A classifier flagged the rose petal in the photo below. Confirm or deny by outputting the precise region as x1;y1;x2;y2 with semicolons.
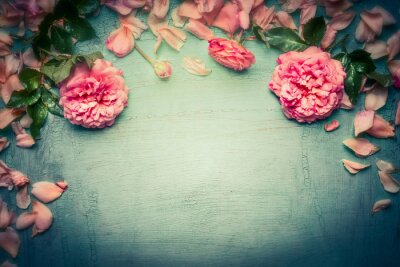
343;138;380;157
55;181;68;190
274;11;297;30
22;48;41;69
342;159;370;174
328;11;355;31
364;41;388;60
354;110;374;136
158;26;186;51
1;75;24;104
32;201;53;236
171;7;187;27
16;184;31;209
0;227;20;258
321;26;337;49
300;4;317;25
120;14;148;39
0;137;9;153
379;171;400;193
147;13;168;36
355;20;376;43
212;2;240;34
177;1;202;20
324;120;340;132
360;10;383;35
251;5;275;31
387;31;400;61
372;199;391;214
4;54;21;78
340;92;353;110
366;114;395;138
0;108;25;130
0;200;13;229
182;56;212;76
185;19;214;40
376;160;399;173
15;212;36;230
151;0;169;19
11;122;35;148
31;181;64;203
106;25;134;58
370;6;396;26
396;100;400;126
19;113;33;128
364;83;388;111
324;0;353;17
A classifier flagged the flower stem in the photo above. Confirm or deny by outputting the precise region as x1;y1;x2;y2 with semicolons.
135;44;154;65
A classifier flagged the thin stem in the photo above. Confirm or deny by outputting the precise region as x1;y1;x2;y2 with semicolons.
135;44;154;65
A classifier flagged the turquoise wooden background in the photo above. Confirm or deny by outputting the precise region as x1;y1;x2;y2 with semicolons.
1;0;400;266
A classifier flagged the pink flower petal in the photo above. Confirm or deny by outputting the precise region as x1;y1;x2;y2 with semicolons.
104;0;133;15
354;110;374;136
0;108;25;130
16;184;31;209
366;114;395;139
300;4;317;25
212;2;240;34
0;227;20;258
236;0;254;29
324;120;340;132
182;56;211;76
11;122;35;148
0;1;23;28
4;54;21;78
31;181;64;203
328;11;355;31
1;75;24;104
32;201;53;237
19;113;33;128
364;40;388;60
0;137;9;153
0;200;13;229
324;0;353;17
364;83;388;111
55;181;68;190
194;0;224;13
171;7;186;27
158;26;186;51
147;13;168;36
396;101;400;126
342;159;370;174
274;11;297;30
379;171;400;193
370;6;396;26
15;212;36;230
106;25;134;58
340;92;353;110
372;199;391;214
151;0;169;19
22;48;41;69
120;14;148;39
343;137;380;157
376;160;399;173
355;20;376;43
177;1;202;20
185;19;214;40
251;5;275;31
387;31;400;61
360;10;383;36
321;26;337;49
388;60;400;88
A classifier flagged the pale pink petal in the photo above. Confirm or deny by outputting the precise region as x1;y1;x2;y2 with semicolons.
171;7;187;27
0;32;12;46
324;0;353;17
372;199;391;214
251;5;275;31
212;2;240;34
194;0;224;13
364;41;388;60
22;47;41;69
1;74;24;104
360;10;383;36
355;20;376;43
15;212;36;230
19;113;33;128
324;120;340;132
147;13;168;36
0;108;25;130
120;14;148;39
151;0;169;19
376;160;399;173
177;1;202;20
387;31;400;61
104;0;133;15
0;201;13;229
354;110;374;136
365;83;388;111
366;114;395;138
236;0;254;29
9;169;29;188
370;6;396;26
16;184;31;209
106;26;134;58
16;21;25;37
343;137;380;157
11;122;35;148
340;92;353;110
55;181;68;190
0;227;20;258
342;159;370;174
158;26;186;51
0;137;9;153
32;201;53;237
4;54;21;78
321;26;337;49
201;0;225;26
274;11;297;30
182;56;211;76
379;171;400;193
300;5;317;25
396;101;400;126
185;19;214;40
328;11;355;31
31;181;64;203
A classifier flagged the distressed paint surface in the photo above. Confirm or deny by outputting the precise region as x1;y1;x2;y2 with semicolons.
1;1;400;266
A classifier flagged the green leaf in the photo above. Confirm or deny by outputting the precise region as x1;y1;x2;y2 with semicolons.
7;89;41;108
41;88;64;117
78;51;103;68
27;101;48;139
19;68;42;91
64;16;96;41
348;49;375;73
41;58;75;84
302;16;326;46
71;0;100;15
334;52;350;68
53;0;79;19
50;26;74;53
367;71;394;87
344;65;363;104
265;27;309;52
252;25;269;48
32;34;51;59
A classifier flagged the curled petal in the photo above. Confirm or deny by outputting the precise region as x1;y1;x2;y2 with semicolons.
321;26;337;49
1;75;24;104
22;48;41;69
15;212;36;230
300;5;317;25
342;159;370;174
120;14;148;39
355;20;376;43
327;11;355;31
365;83;388;111
324;120;340;132
171;7;186;27
364;41;387;60
55;181;68;190
11;122;35;148
4;54;21;78
104;0;133;15
251;5;275;32
0;137;9;153
376;160;399;173
177;1;202;19
340;92;353;110
360;10;383;36
182;56;211;76
106;26;134;58
324;0;353;17
370;6;396;26
151;0;169;19
16;184;31;209
0;32;12;46
31;181;64;203
274;11;297;30
387;31;400;61
343;138;380;157
158;26;186;51
0;227;20;258
366;114;395;138
19;113;33;128
0;108;25;130
354;110;374;136
185;19;214;40
0;201;13;229
147;13;168;36
32;201;53;236
372;199;391;214
212;2;240;34
379;171;400;193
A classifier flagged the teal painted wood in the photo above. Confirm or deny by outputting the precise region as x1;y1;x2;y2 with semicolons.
1;1;400;266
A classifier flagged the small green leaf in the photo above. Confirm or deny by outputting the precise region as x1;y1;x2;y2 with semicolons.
7;89;41;108
53;0;79;19
71;0;100;15
41;88;64;117
50;26;74;53
367;71;394;87
19;68;42;91
41;58;75;84
64;17;96;41
265;27;309;52
344;65;363;104
252;25;269;48
28;101;48;139
78;51;103;68
334;52;350;68
302;16;326;46
348;49;375;73
32;34;51;59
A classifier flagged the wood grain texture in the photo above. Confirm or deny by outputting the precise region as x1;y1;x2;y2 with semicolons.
0;1;400;266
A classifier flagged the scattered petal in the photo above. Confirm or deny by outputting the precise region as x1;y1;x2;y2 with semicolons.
147;13;168;36
300;4;317;25
31;181;64;203
324;0;353;17
388;60;400;89
151;0;169;19
379;171;400;193
327;11;355;31
324;120;340;132
212;2;240;34
0;108;24;130
1;74;24;104
15;212;36;230
321;26;337;49
177;1;202;20
158;26;186;51
343;138;380;157
11;122;35;148
372;199;391;214
182;56;212;76
354;110;374;136
274;11;297;30
19;113;33;129
0;227;20;258
364;41;388;60
171;7;186;27
22;48;41;69
185;19;214;40
251;5;275;31
360;10;383;35
365;83;388;111
366;114;395;138
376;160;399;173
32;201;53;236
106;25;134;58
4;54;21;78
55;181;68;190
387;31;400;61
120;14;148;39
355;20;376;43
342;159;370;174
0;160;29;189
340;92;353;110
370;6;396;26
0;137;9;153
16;184;31;209
0;200;13;229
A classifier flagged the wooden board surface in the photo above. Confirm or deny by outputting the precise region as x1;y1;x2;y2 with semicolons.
1;1;400;266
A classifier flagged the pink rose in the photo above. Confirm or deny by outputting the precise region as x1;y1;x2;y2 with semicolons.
208;38;255;71
59;59;129;128
269;46;346;123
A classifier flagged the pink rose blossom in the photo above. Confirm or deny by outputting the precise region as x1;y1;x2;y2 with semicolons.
153;60;172;79
59;59;129;128
269;46;346;123
208;38;255;71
